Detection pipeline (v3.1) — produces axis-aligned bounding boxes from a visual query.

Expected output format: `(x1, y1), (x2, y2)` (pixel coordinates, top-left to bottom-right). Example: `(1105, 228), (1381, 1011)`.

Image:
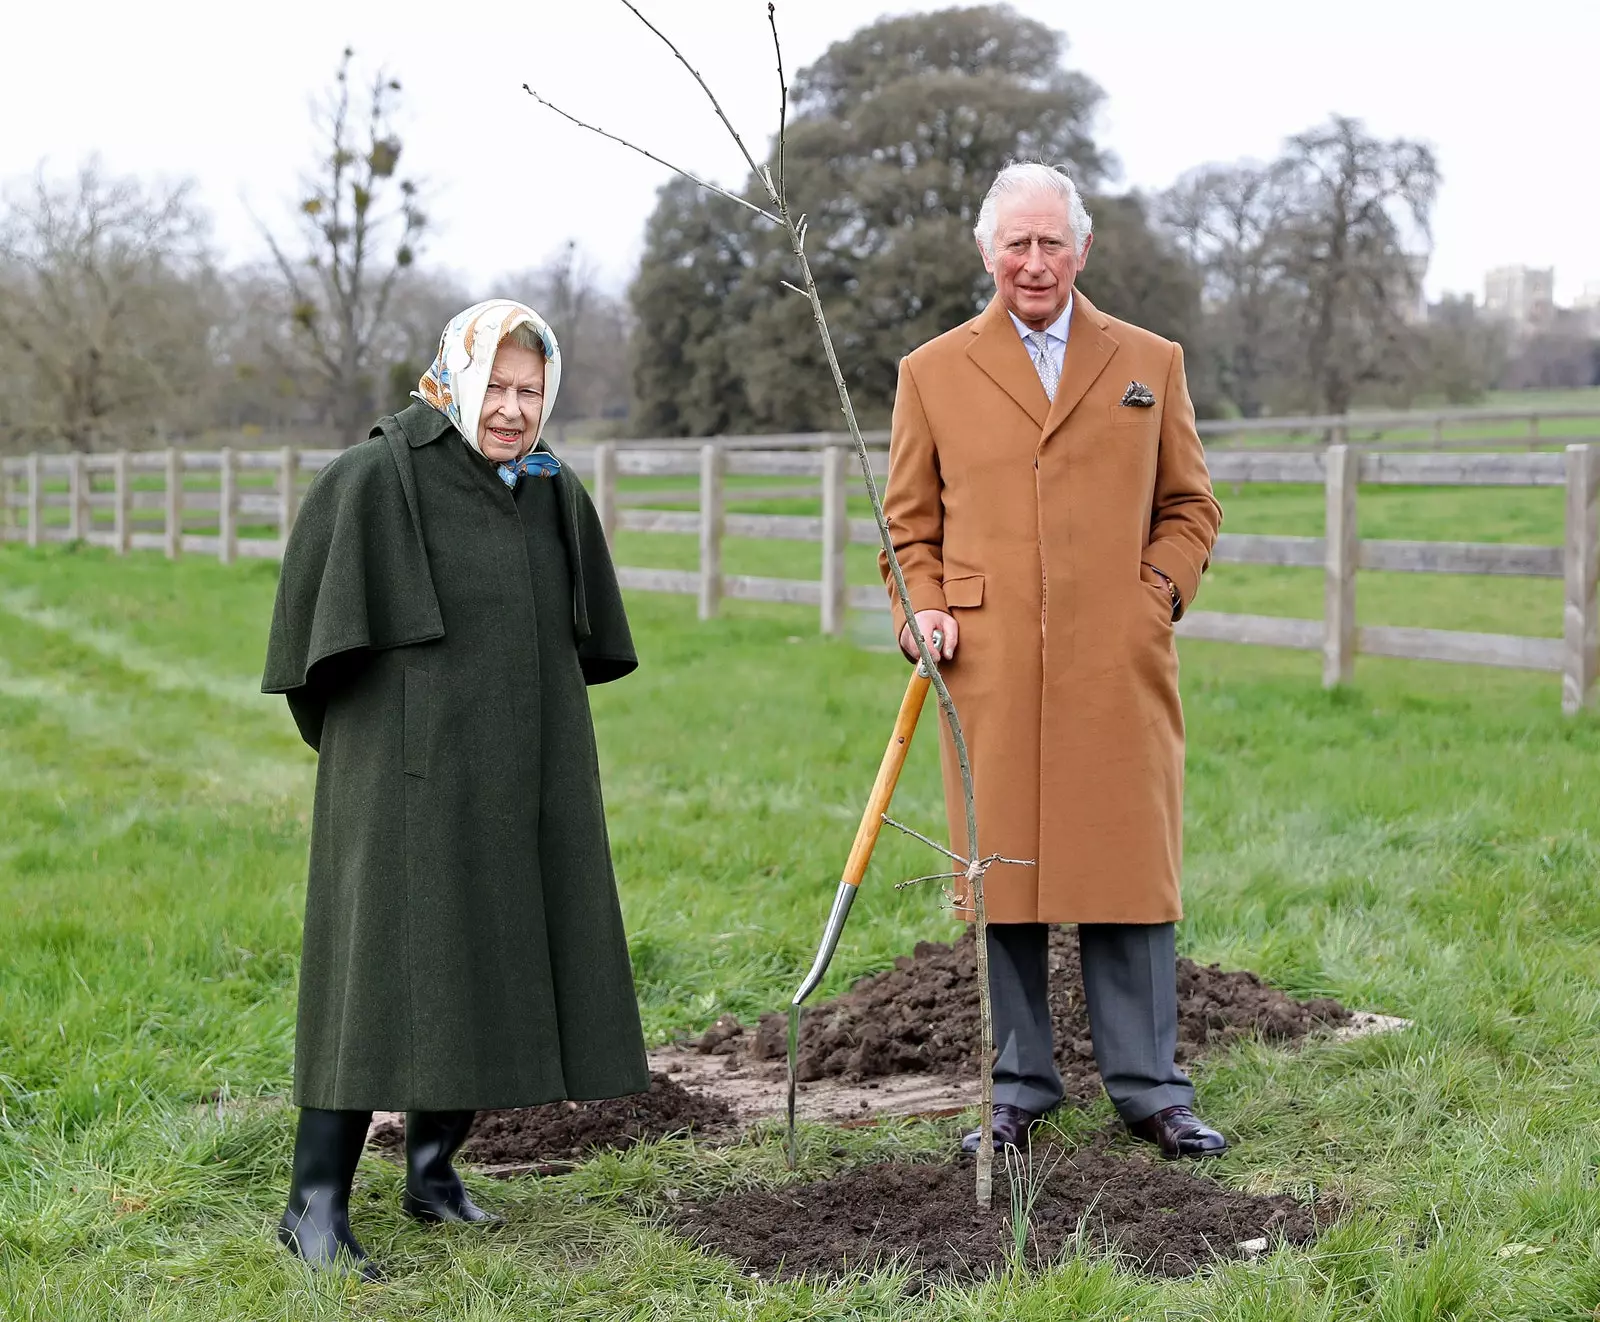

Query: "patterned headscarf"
(413, 299), (564, 459)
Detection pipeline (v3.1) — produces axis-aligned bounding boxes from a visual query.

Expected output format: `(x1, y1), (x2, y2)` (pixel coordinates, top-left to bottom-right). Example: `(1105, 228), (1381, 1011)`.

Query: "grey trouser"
(987, 921), (1194, 1123)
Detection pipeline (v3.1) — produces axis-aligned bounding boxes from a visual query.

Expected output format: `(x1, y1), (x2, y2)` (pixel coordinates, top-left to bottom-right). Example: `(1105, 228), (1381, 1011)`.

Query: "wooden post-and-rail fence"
(3, 440), (1597, 715)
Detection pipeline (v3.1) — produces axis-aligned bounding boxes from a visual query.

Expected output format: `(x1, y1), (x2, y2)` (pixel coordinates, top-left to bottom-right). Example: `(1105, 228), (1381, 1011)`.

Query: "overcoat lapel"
(1041, 292), (1118, 442)
(965, 298), (1049, 429)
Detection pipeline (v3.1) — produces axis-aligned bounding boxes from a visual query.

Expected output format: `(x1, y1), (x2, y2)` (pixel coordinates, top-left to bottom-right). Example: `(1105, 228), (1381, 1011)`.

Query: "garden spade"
(785, 632), (940, 1166)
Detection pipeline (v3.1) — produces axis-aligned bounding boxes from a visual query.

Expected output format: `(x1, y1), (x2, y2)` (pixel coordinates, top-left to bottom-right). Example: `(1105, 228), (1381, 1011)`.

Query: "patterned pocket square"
(1120, 381), (1156, 408)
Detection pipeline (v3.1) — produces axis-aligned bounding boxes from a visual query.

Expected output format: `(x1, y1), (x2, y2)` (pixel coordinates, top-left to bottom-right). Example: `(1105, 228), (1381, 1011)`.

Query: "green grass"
(2, 469), (1599, 1319)
(1201, 385), (1600, 448)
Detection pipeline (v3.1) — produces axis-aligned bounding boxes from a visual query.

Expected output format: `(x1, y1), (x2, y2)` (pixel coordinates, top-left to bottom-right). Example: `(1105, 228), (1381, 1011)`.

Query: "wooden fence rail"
(3, 439), (1597, 714)
(544, 401), (1600, 454)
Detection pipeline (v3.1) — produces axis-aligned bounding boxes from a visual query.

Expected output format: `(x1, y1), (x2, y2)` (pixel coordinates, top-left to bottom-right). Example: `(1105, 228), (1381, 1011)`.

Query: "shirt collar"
(1007, 292), (1074, 344)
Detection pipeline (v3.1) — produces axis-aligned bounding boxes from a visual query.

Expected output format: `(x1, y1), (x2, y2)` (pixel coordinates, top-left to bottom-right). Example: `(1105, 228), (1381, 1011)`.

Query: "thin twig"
(767, 2), (787, 200)
(893, 870), (963, 891)
(972, 853), (1036, 872)
(881, 815), (967, 865)
(780, 280), (808, 297)
(898, 854), (1032, 892)
(617, 0), (768, 183)
(528, 0), (997, 1210)
(520, 85), (780, 225)
(752, 23), (990, 1202)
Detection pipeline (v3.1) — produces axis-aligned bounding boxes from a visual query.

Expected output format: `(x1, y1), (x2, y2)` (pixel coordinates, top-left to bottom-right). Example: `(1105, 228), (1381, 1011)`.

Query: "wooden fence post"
(820, 445), (848, 635)
(218, 446), (237, 566)
(698, 443), (724, 620)
(67, 453), (86, 542)
(27, 453), (41, 547)
(113, 451), (131, 554)
(1563, 444), (1599, 715)
(593, 442), (617, 549)
(164, 448), (182, 559)
(278, 446), (299, 544)
(1323, 444), (1358, 687)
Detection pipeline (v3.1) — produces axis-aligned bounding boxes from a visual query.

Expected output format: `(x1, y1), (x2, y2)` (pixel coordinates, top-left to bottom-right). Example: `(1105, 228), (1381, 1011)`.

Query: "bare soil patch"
(675, 1138), (1320, 1281)
(699, 928), (1350, 1105)
(368, 1073), (733, 1171)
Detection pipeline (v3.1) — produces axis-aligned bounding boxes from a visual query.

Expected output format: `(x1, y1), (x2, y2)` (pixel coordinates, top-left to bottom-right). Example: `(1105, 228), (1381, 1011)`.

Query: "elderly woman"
(262, 300), (648, 1279)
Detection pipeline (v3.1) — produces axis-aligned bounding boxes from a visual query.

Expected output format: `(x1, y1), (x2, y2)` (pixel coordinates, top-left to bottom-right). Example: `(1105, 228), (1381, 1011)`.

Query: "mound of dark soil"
(676, 1142), (1318, 1280)
(702, 928), (1347, 1102)
(370, 1073), (733, 1166)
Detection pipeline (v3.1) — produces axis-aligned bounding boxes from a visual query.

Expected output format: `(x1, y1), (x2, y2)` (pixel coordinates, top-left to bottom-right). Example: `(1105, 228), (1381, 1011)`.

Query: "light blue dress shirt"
(1007, 293), (1073, 388)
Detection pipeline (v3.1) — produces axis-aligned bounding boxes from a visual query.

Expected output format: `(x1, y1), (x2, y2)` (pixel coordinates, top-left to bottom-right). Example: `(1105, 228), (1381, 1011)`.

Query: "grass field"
(2, 468), (1599, 1319)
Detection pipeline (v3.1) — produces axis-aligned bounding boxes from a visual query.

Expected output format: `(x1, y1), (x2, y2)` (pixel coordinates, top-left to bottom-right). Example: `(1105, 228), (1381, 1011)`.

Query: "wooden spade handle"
(840, 667), (933, 889)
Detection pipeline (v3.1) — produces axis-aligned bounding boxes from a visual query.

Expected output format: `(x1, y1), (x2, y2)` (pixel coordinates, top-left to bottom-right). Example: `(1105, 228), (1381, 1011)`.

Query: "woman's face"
(477, 342), (545, 461)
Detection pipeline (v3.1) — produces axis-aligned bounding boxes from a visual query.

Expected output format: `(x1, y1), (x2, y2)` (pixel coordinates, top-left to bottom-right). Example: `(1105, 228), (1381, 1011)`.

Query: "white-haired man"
(878, 163), (1227, 1158)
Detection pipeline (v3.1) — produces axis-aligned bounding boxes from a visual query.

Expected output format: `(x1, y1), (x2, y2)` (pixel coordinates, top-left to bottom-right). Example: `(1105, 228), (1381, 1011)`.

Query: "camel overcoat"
(880, 293), (1222, 925)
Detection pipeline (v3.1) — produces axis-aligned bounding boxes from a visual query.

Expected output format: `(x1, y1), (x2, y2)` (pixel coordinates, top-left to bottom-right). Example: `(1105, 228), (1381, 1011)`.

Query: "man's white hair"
(974, 163), (1093, 260)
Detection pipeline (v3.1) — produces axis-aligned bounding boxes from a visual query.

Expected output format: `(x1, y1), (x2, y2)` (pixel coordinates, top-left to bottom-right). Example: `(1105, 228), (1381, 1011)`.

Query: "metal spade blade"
(786, 637), (938, 1165)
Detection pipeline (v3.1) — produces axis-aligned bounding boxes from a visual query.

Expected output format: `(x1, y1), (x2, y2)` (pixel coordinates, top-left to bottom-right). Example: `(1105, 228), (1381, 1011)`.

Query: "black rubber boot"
(402, 1110), (499, 1224)
(278, 1107), (382, 1281)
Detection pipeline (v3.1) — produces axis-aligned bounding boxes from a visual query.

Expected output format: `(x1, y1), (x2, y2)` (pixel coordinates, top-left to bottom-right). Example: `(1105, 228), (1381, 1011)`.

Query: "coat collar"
(967, 296), (1048, 428)
(965, 292), (1119, 439)
(388, 400), (455, 447)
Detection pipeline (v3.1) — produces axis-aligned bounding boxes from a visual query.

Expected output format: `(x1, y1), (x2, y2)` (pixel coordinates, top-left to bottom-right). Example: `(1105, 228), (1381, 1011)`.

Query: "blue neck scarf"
(496, 450), (562, 488)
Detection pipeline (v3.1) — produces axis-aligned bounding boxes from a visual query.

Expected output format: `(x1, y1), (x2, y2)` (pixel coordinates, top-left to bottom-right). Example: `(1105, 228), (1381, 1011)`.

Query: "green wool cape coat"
(262, 402), (649, 1111)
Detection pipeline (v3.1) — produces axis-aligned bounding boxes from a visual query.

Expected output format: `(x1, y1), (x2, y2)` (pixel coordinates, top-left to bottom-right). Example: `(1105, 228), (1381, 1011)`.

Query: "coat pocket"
(403, 666), (431, 779)
(943, 573), (985, 608)
(1139, 563), (1176, 621)
(1108, 403), (1159, 429)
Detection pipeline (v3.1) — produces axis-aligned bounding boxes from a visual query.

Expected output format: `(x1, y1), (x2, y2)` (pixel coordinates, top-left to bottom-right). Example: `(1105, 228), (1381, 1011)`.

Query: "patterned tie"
(1026, 331), (1059, 401)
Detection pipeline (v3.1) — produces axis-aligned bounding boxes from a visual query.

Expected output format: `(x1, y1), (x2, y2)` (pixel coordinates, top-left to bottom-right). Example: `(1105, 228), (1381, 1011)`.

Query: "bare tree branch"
(526, 0), (998, 1209)
(893, 870), (963, 891)
(767, 2), (787, 201)
(881, 814), (967, 865)
(520, 86), (780, 225)
(616, 0), (768, 184)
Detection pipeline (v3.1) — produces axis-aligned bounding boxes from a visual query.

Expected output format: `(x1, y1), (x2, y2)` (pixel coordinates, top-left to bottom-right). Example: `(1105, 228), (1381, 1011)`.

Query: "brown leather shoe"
(1126, 1105), (1228, 1159)
(960, 1104), (1043, 1154)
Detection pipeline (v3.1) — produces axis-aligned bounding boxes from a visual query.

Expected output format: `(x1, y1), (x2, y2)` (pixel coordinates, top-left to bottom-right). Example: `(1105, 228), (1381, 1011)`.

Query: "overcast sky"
(5, 0), (1595, 304)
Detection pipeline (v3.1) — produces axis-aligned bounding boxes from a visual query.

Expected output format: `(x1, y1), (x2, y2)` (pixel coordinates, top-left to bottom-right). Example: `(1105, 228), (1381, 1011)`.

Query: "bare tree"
(370, 267), (476, 417)
(259, 47), (426, 445)
(0, 160), (214, 452)
(1163, 163), (1292, 418)
(1499, 316), (1598, 391)
(528, 0), (1005, 1208)
(1274, 117), (1438, 416)
(501, 241), (633, 438)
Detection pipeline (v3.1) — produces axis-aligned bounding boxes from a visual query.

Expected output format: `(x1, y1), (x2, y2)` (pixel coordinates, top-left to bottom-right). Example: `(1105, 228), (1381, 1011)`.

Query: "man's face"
(981, 191), (1091, 331)
(477, 342), (545, 462)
